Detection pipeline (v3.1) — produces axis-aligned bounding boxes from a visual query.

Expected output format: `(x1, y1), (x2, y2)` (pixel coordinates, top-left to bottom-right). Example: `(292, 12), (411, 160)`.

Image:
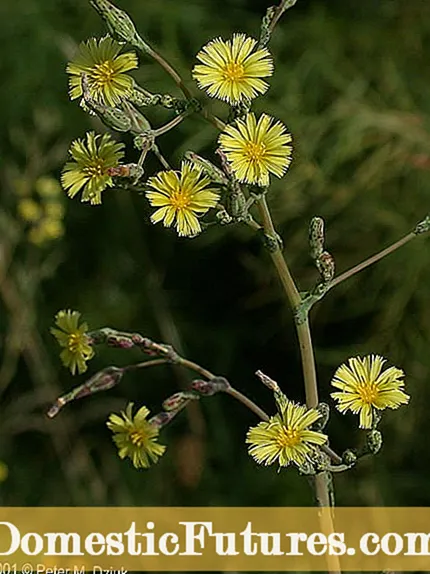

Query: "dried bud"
(162, 391), (196, 412)
(46, 366), (124, 418)
(309, 217), (325, 260)
(255, 370), (281, 393)
(149, 411), (177, 429)
(107, 163), (144, 181)
(316, 251), (335, 283)
(191, 377), (230, 396)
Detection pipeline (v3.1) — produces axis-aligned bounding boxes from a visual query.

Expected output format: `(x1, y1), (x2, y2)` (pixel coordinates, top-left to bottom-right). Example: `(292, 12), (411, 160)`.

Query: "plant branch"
(267, 0), (299, 37)
(329, 232), (416, 290)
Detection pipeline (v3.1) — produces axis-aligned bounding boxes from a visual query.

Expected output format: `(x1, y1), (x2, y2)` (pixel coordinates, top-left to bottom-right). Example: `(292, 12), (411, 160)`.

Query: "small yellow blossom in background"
(17, 198), (42, 223)
(51, 310), (94, 375)
(218, 113), (293, 186)
(246, 397), (327, 468)
(145, 162), (220, 237)
(67, 36), (138, 107)
(61, 131), (124, 205)
(35, 175), (62, 198)
(192, 34), (273, 104)
(16, 176), (65, 246)
(107, 403), (166, 469)
(0, 461), (8, 483)
(330, 355), (410, 429)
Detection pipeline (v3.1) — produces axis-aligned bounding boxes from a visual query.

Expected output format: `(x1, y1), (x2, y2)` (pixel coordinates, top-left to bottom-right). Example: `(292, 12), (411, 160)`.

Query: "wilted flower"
(61, 131), (124, 205)
(247, 397), (327, 469)
(218, 113), (292, 186)
(107, 403), (166, 469)
(330, 355), (410, 429)
(192, 34), (273, 104)
(67, 36), (138, 106)
(51, 310), (94, 375)
(145, 162), (220, 237)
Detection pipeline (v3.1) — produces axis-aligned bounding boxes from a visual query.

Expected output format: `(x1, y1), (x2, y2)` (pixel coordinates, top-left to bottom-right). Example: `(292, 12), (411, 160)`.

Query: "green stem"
(145, 47), (225, 132)
(256, 195), (336, 521)
(329, 232), (415, 290)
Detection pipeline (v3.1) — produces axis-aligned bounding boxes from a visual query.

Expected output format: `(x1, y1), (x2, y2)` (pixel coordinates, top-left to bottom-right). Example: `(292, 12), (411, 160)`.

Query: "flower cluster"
(16, 176), (65, 246)
(61, 21), (293, 233)
(52, 0), (412, 478)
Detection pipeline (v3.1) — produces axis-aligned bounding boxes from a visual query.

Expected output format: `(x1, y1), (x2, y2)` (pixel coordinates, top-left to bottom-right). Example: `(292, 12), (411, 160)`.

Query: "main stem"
(257, 196), (340, 573)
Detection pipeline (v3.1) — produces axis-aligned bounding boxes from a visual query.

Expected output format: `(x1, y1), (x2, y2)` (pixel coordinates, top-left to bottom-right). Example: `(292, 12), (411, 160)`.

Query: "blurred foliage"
(1, 0), (430, 509)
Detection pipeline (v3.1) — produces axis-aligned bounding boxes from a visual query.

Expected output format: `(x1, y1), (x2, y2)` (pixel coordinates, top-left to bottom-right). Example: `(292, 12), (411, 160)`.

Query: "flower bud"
(366, 429), (383, 455)
(162, 391), (196, 412)
(316, 251), (335, 283)
(309, 216), (325, 260)
(46, 366), (124, 418)
(89, 0), (152, 54)
(191, 377), (230, 396)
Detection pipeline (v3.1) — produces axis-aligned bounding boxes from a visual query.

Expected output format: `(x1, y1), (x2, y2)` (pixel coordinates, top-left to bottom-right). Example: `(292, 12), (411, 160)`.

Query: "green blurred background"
(1, 0), (430, 508)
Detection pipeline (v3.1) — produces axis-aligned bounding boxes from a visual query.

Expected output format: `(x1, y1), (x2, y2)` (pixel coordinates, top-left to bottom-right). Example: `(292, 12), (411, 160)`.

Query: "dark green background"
(1, 0), (430, 508)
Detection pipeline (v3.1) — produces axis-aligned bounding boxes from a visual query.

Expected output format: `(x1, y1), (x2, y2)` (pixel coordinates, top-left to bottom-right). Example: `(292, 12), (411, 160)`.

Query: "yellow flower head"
(51, 310), (94, 375)
(192, 34), (273, 104)
(17, 198), (42, 223)
(330, 355), (410, 429)
(107, 403), (166, 469)
(247, 396), (327, 469)
(145, 162), (220, 237)
(67, 36), (138, 106)
(61, 131), (124, 205)
(218, 113), (293, 186)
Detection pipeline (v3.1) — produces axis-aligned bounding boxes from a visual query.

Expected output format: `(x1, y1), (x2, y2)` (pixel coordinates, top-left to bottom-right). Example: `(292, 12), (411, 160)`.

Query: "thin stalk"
(145, 47), (226, 132)
(267, 0), (299, 37)
(153, 111), (190, 137)
(330, 232), (415, 290)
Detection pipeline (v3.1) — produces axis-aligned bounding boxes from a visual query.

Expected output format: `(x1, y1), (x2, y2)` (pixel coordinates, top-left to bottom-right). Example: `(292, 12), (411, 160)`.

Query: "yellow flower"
(17, 198), (42, 223)
(61, 131), (124, 205)
(330, 355), (410, 429)
(35, 176), (62, 198)
(192, 34), (273, 104)
(145, 162), (220, 237)
(51, 310), (94, 375)
(246, 397), (327, 468)
(67, 36), (138, 106)
(218, 113), (293, 186)
(107, 403), (166, 469)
